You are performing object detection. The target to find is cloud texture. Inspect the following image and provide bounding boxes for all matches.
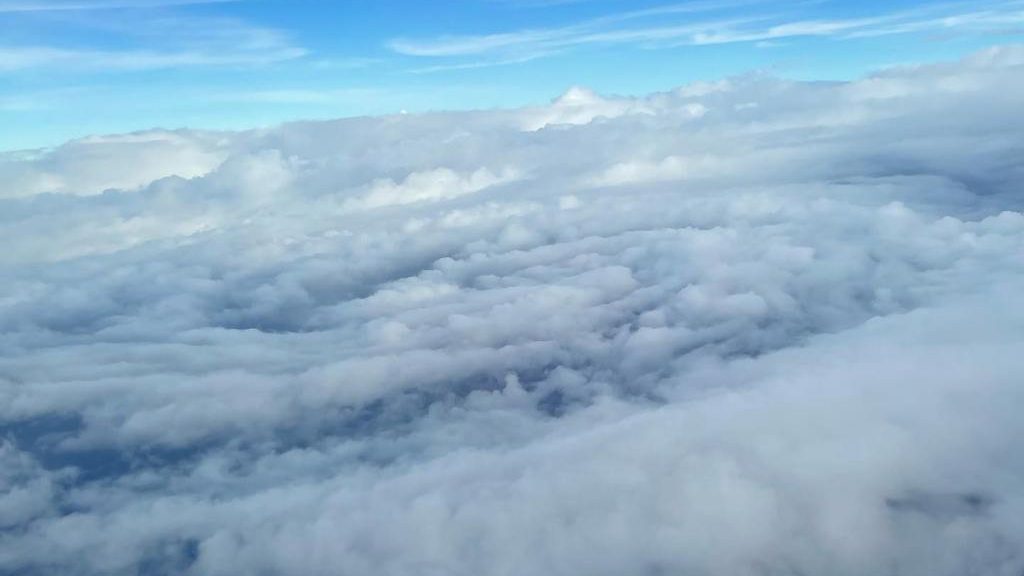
[2,46,1024,576]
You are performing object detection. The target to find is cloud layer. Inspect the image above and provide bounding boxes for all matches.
[2,46,1024,575]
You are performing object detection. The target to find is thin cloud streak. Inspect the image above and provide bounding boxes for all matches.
[0,0,237,11]
[0,44,307,72]
[389,0,1024,66]
[388,0,764,57]
[0,8,308,72]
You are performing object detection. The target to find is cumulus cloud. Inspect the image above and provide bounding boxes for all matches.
[0,130,232,198]
[1,45,1024,576]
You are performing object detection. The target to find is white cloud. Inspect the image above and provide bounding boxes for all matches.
[389,1,1024,67]
[0,44,307,71]
[518,85,659,130]
[343,167,521,211]
[0,0,236,11]
[0,130,231,198]
[0,8,307,72]
[1,45,1024,575]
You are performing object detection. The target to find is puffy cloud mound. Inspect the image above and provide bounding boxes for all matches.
[2,46,1024,576]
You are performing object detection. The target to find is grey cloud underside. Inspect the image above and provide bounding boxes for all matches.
[2,46,1024,575]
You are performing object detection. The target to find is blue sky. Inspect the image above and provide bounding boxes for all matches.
[1,0,1021,150]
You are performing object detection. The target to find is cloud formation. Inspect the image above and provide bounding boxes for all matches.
[390,0,1024,68]
[0,6,306,72]
[0,0,236,12]
[1,46,1024,575]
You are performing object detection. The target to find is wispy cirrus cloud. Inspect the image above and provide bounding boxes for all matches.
[389,0,762,57]
[389,0,1024,68]
[0,44,306,71]
[0,5,308,71]
[0,0,237,11]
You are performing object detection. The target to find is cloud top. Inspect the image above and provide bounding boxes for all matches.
[2,46,1024,576]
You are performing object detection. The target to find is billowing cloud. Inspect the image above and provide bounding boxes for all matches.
[0,130,232,198]
[1,46,1024,575]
